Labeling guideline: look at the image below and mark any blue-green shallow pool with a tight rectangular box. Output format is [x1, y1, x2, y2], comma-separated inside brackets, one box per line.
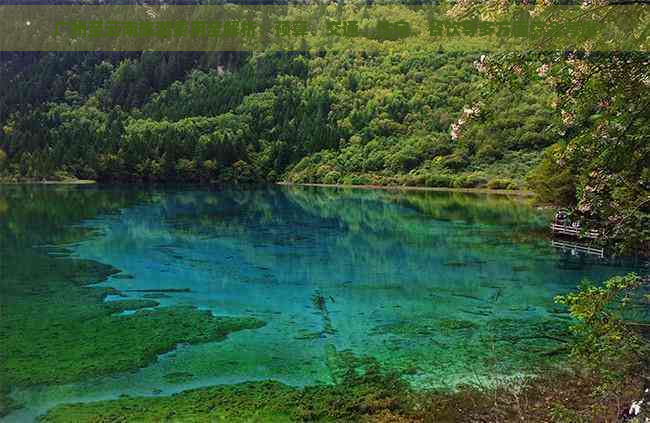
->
[1, 185, 645, 422]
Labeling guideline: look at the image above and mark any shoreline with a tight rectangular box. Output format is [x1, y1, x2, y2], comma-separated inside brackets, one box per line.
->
[0, 179, 534, 197]
[278, 181, 535, 197]
[0, 179, 96, 185]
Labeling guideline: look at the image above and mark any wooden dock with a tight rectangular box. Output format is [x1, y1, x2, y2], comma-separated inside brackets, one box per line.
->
[550, 223, 600, 239]
[551, 240, 605, 258]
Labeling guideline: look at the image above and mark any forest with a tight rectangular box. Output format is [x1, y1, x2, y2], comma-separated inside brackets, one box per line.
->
[0, 50, 553, 184]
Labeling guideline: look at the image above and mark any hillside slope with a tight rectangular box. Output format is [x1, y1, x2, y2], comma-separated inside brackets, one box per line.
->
[0, 50, 556, 189]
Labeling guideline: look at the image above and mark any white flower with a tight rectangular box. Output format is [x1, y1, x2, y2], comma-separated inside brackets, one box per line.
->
[537, 64, 550, 77]
[630, 399, 644, 416]
[450, 122, 462, 140]
[474, 55, 487, 73]
[463, 105, 480, 117]
[451, 104, 480, 140]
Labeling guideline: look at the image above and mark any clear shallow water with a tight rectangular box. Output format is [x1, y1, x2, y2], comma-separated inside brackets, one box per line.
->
[1, 185, 644, 421]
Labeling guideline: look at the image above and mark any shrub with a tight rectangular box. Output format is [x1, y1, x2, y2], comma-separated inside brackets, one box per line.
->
[315, 164, 336, 181]
[52, 170, 74, 181]
[322, 171, 341, 185]
[425, 174, 454, 187]
[201, 160, 218, 180]
[232, 160, 256, 183]
[78, 165, 97, 180]
[342, 175, 371, 185]
[386, 148, 421, 173]
[454, 175, 488, 188]
[443, 153, 469, 171]
[487, 178, 517, 190]
[476, 144, 504, 163]
[429, 138, 454, 157]
[526, 144, 576, 205]
[375, 175, 398, 186]
[176, 159, 197, 181]
[403, 174, 426, 187]
[364, 150, 386, 172]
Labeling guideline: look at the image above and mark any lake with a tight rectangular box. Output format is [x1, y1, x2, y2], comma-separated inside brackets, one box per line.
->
[0, 185, 642, 421]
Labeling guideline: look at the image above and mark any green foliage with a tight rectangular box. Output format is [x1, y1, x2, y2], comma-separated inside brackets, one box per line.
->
[453, 174, 488, 188]
[487, 178, 517, 190]
[526, 144, 576, 206]
[425, 174, 454, 188]
[555, 274, 647, 386]
[0, 50, 555, 189]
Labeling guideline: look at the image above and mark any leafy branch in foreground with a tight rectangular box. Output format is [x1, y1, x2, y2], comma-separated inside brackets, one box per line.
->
[447, 0, 649, 255]
[555, 273, 648, 391]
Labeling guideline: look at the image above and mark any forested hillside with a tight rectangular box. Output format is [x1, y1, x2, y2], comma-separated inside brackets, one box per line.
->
[0, 50, 555, 189]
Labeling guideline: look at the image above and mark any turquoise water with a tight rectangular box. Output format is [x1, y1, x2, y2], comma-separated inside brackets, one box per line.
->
[1, 185, 644, 421]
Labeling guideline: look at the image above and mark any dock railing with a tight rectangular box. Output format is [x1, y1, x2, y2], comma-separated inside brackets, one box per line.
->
[551, 239, 605, 258]
[550, 223, 600, 239]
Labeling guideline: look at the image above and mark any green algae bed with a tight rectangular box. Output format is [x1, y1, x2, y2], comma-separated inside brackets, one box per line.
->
[40, 377, 407, 422]
[39, 349, 425, 422]
[37, 357, 648, 423]
[0, 250, 265, 417]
